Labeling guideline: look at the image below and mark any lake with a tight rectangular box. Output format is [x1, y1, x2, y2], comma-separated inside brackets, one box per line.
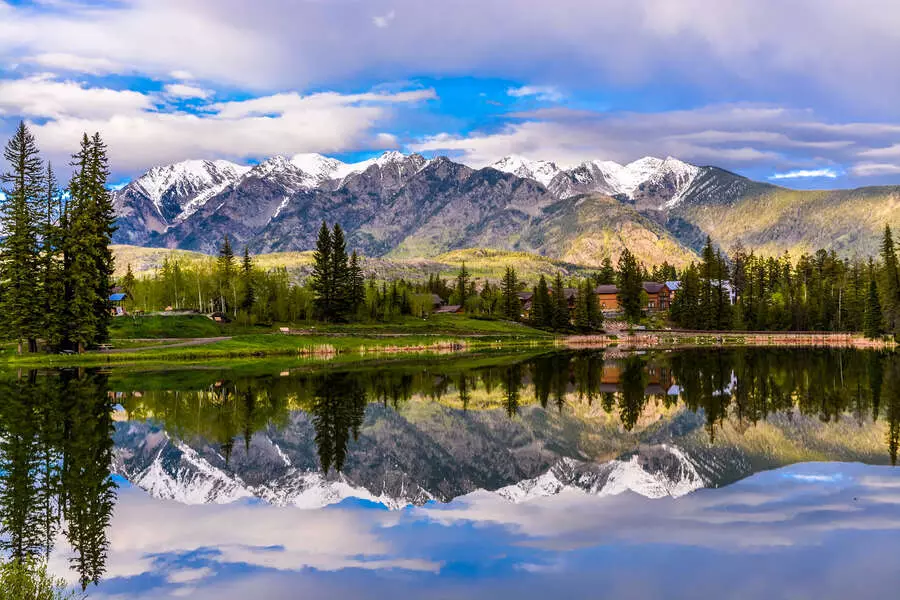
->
[2, 347, 900, 598]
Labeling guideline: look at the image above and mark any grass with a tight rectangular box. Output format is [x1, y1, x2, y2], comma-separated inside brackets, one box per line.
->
[0, 314, 554, 367]
[109, 314, 227, 338]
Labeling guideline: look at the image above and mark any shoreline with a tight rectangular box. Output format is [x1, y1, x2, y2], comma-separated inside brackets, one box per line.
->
[0, 329, 895, 368]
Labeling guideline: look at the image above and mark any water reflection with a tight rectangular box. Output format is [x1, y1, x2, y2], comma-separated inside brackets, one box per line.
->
[2, 348, 900, 594]
[0, 370, 115, 590]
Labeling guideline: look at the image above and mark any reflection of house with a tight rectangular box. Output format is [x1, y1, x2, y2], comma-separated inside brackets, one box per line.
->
[598, 361, 675, 395]
[593, 282, 671, 313]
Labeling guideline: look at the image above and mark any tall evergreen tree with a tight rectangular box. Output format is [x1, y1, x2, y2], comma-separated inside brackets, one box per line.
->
[551, 272, 570, 331]
[531, 275, 552, 328]
[40, 163, 67, 350]
[330, 223, 351, 320]
[880, 225, 900, 334]
[453, 262, 470, 307]
[865, 264, 884, 339]
[348, 250, 366, 316]
[0, 122, 44, 353]
[310, 222, 334, 320]
[240, 247, 256, 313]
[617, 248, 643, 323]
[499, 266, 522, 320]
[216, 235, 236, 314]
[597, 257, 616, 285]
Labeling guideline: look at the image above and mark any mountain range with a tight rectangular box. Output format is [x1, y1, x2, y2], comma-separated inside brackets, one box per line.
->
[112, 151, 900, 267]
[111, 398, 884, 510]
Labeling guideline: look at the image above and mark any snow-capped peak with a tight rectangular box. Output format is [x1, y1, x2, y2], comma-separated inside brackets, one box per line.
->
[490, 155, 562, 187]
[129, 159, 251, 222]
[375, 150, 407, 166]
[289, 153, 349, 184]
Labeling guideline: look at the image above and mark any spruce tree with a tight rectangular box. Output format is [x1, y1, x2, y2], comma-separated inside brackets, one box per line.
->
[216, 235, 236, 314]
[865, 268, 884, 339]
[597, 257, 616, 285]
[551, 272, 570, 331]
[330, 223, 350, 320]
[1, 122, 44, 353]
[240, 247, 256, 313]
[573, 280, 590, 332]
[87, 133, 116, 342]
[531, 275, 552, 328]
[453, 262, 470, 307]
[880, 225, 900, 334]
[617, 248, 643, 323]
[585, 278, 603, 330]
[499, 266, 522, 320]
[348, 250, 365, 317]
[311, 222, 334, 320]
[41, 163, 67, 350]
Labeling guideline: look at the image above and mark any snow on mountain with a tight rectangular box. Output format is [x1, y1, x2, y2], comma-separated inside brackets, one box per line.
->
[496, 445, 705, 503]
[490, 155, 563, 187]
[548, 156, 700, 205]
[130, 159, 251, 222]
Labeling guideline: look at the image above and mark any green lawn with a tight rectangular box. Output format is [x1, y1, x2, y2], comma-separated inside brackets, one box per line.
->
[109, 314, 226, 338]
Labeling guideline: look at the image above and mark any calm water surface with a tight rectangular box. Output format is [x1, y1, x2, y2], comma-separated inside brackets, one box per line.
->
[2, 348, 900, 598]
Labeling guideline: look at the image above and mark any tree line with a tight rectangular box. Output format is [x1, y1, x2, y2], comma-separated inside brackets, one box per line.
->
[0, 122, 116, 353]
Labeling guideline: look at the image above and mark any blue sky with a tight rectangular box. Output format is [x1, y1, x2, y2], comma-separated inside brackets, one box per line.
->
[2, 0, 900, 188]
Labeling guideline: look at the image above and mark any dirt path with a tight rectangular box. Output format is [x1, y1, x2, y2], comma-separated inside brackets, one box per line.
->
[102, 337, 232, 353]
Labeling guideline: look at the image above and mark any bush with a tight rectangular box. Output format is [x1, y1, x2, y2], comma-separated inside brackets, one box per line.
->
[0, 560, 80, 600]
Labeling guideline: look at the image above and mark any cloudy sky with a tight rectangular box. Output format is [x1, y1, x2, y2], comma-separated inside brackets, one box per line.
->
[72, 465, 900, 598]
[2, 0, 900, 188]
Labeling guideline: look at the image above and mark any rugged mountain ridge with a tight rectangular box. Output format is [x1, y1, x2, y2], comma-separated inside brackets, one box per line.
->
[112, 151, 900, 263]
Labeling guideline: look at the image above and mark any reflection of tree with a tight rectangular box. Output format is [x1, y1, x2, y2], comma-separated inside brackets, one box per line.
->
[0, 370, 115, 591]
[310, 374, 367, 474]
[883, 359, 900, 467]
[456, 374, 470, 411]
[502, 364, 522, 418]
[618, 356, 648, 432]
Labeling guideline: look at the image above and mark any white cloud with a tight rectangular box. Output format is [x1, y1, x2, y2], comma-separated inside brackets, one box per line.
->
[27, 52, 123, 75]
[164, 83, 214, 100]
[507, 85, 564, 103]
[0, 75, 152, 119]
[3, 76, 436, 174]
[170, 70, 196, 81]
[851, 163, 900, 177]
[769, 168, 841, 180]
[373, 10, 396, 28]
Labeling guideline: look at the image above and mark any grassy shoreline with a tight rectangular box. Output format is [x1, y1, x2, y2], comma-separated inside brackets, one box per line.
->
[0, 314, 894, 368]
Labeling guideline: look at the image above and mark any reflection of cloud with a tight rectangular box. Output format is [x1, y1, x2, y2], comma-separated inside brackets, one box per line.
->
[87, 463, 900, 599]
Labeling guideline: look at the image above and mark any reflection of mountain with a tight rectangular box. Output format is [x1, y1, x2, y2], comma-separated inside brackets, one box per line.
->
[109, 347, 895, 509]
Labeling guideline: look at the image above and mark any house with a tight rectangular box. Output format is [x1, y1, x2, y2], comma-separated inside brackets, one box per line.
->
[430, 294, 446, 309]
[664, 280, 736, 305]
[109, 290, 130, 316]
[593, 282, 671, 313]
[434, 304, 464, 314]
[517, 291, 534, 318]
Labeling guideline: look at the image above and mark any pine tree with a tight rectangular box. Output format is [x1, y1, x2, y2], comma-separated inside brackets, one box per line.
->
[41, 162, 67, 350]
[865, 265, 884, 339]
[216, 235, 236, 314]
[585, 278, 603, 330]
[880, 225, 900, 335]
[499, 266, 522, 320]
[671, 263, 702, 329]
[531, 275, 552, 328]
[617, 248, 643, 323]
[597, 257, 615, 285]
[551, 272, 570, 331]
[87, 133, 116, 343]
[330, 223, 350, 320]
[311, 222, 334, 320]
[348, 251, 365, 317]
[453, 262, 470, 307]
[1, 122, 44, 353]
[240, 247, 256, 313]
[573, 280, 590, 332]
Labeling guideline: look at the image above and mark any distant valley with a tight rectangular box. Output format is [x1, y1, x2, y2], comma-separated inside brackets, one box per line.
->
[112, 151, 900, 267]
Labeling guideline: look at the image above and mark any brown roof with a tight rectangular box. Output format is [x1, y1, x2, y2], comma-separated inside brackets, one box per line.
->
[595, 284, 618, 295]
[516, 291, 534, 301]
[643, 282, 667, 294]
[435, 305, 463, 314]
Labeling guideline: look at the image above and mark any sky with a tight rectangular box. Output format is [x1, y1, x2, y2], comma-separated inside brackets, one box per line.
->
[67, 464, 900, 599]
[2, 0, 900, 188]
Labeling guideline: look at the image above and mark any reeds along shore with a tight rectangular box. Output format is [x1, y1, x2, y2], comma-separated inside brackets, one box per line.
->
[563, 331, 898, 350]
